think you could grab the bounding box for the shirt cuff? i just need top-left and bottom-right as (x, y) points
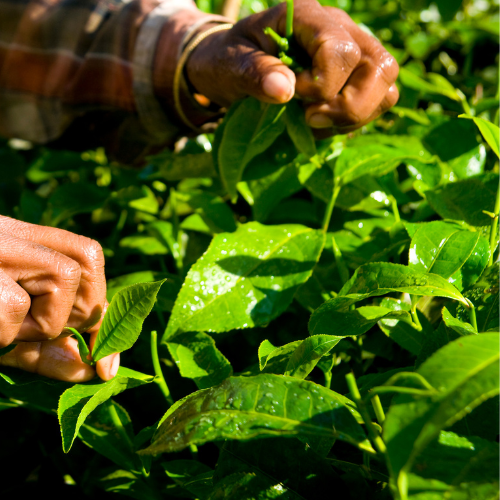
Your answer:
(133, 1), (230, 143)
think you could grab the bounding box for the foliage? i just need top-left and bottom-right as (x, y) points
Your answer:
(0, 0), (498, 498)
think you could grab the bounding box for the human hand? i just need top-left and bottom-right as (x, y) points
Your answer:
(186, 0), (398, 133)
(0, 216), (118, 382)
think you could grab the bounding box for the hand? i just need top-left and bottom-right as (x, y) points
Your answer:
(186, 1), (398, 133)
(0, 216), (119, 382)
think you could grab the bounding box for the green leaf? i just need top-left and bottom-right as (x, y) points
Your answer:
(47, 182), (108, 225)
(456, 263), (499, 332)
(97, 468), (162, 500)
(148, 150), (216, 180)
(92, 280), (165, 362)
(284, 335), (343, 379)
(378, 298), (427, 355)
(146, 221), (182, 263)
(442, 307), (477, 336)
(139, 374), (371, 455)
(383, 333), (500, 495)
(214, 439), (339, 500)
(107, 271), (181, 313)
(258, 340), (278, 371)
(409, 221), (490, 291)
(411, 431), (499, 486)
(58, 366), (154, 453)
(334, 144), (409, 187)
(209, 471), (297, 499)
(425, 173), (499, 227)
(423, 119), (486, 179)
(163, 223), (325, 339)
(309, 302), (411, 337)
(399, 67), (460, 101)
(283, 99), (316, 158)
(167, 331), (233, 389)
(79, 400), (141, 472)
(177, 190), (237, 233)
(459, 115), (500, 158)
(163, 460), (213, 500)
(217, 98), (286, 200)
(260, 341), (302, 374)
(338, 262), (468, 307)
(119, 234), (169, 255)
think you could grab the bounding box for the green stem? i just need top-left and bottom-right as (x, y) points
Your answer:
(151, 331), (174, 406)
(170, 188), (184, 275)
(456, 89), (472, 116)
(488, 186), (499, 267)
(322, 183), (341, 233)
(108, 402), (134, 450)
(286, 0), (294, 38)
(466, 299), (478, 331)
(331, 234), (350, 285)
(64, 327), (93, 366)
(371, 395), (385, 423)
(367, 386), (436, 398)
(345, 372), (387, 456)
(410, 302), (422, 331)
(263, 27), (289, 51)
(390, 196), (401, 223)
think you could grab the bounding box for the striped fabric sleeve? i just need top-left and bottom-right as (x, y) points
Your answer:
(0, 0), (230, 164)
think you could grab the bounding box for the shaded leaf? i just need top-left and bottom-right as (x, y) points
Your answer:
(217, 98), (286, 200)
(167, 331), (233, 389)
(384, 334), (500, 495)
(284, 335), (343, 379)
(283, 99), (316, 159)
(459, 115), (500, 158)
(425, 173), (499, 226)
(58, 366), (154, 453)
(140, 374), (371, 455)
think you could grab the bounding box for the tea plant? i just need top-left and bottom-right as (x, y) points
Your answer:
(0, 0), (498, 498)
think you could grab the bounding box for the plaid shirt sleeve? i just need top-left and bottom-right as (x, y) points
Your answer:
(0, 0), (230, 163)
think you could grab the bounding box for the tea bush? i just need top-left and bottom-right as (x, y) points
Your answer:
(0, 0), (498, 498)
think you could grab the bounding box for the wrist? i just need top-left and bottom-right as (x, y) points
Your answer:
(152, 14), (232, 131)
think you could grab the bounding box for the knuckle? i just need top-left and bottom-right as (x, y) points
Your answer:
(333, 40), (361, 69)
(377, 52), (399, 84)
(3, 287), (30, 318)
(79, 236), (105, 270)
(57, 257), (81, 286)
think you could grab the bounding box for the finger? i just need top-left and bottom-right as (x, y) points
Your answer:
(88, 301), (120, 381)
(0, 216), (106, 332)
(0, 269), (31, 347)
(0, 232), (80, 341)
(0, 337), (95, 382)
(309, 84), (399, 137)
(187, 31), (296, 107)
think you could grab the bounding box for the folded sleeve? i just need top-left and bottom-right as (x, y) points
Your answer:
(0, 0), (230, 164)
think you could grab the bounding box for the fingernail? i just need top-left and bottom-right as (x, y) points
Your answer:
(309, 114), (333, 129)
(262, 73), (293, 102)
(109, 353), (120, 379)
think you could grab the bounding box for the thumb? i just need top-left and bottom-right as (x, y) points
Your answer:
(235, 52), (296, 104)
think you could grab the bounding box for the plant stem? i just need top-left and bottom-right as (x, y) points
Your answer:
(286, 0), (294, 38)
(390, 196), (401, 223)
(331, 234), (350, 285)
(151, 331), (174, 406)
(371, 394), (385, 423)
(108, 402), (135, 450)
(345, 372), (387, 456)
(322, 183), (341, 233)
(410, 302), (422, 331)
(170, 188), (184, 275)
(64, 327), (93, 366)
(466, 299), (478, 331)
(488, 186), (499, 267)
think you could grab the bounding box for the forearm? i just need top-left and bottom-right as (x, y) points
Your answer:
(0, 0), (229, 163)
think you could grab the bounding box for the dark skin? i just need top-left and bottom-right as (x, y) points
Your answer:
(0, 1), (398, 382)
